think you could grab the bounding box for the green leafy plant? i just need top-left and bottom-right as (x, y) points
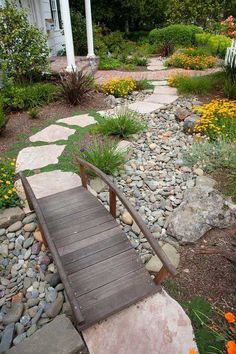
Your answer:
(78, 139), (125, 175)
(0, 96), (8, 133)
(135, 80), (153, 91)
(166, 52), (216, 70)
(168, 72), (224, 95)
(99, 56), (122, 70)
(2, 81), (57, 111)
(93, 108), (145, 138)
(149, 25), (202, 47)
(0, 1), (49, 82)
(0, 157), (21, 210)
(195, 33), (232, 58)
(27, 107), (40, 119)
(223, 58), (236, 99)
(59, 67), (95, 105)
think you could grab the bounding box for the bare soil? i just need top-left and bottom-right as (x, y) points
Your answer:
(165, 228), (236, 312)
(0, 92), (109, 155)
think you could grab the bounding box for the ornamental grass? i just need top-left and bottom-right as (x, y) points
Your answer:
(166, 51), (216, 70)
(101, 77), (136, 97)
(0, 158), (20, 210)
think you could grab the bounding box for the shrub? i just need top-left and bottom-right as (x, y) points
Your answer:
(59, 68), (95, 105)
(180, 47), (211, 57)
(0, 1), (49, 82)
(2, 82), (57, 111)
(149, 25), (202, 47)
(168, 72), (225, 95)
(220, 15), (236, 38)
(195, 33), (231, 57)
(184, 139), (236, 173)
(93, 108), (145, 138)
(135, 80), (153, 91)
(0, 158), (20, 210)
(193, 99), (236, 141)
(166, 52), (216, 70)
(101, 77), (136, 97)
(71, 11), (87, 56)
(128, 56), (147, 67)
(78, 139), (125, 175)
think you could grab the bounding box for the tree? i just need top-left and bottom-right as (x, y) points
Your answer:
(165, 0), (236, 29)
(0, 1), (49, 82)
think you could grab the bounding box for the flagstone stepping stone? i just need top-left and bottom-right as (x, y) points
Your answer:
(153, 86), (178, 95)
(128, 101), (163, 114)
(16, 145), (65, 173)
(83, 290), (198, 354)
(15, 170), (82, 199)
(29, 125), (75, 143)
(96, 108), (117, 117)
(57, 114), (96, 127)
(145, 94), (178, 105)
(149, 80), (168, 86)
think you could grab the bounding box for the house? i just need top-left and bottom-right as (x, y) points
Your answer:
(0, 0), (95, 70)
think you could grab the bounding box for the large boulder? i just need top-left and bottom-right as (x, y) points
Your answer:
(0, 207), (25, 229)
(166, 185), (236, 244)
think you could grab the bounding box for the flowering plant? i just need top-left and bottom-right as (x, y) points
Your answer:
(0, 158), (20, 210)
(193, 99), (236, 141)
(221, 16), (236, 38)
(166, 52), (216, 70)
(101, 77), (136, 97)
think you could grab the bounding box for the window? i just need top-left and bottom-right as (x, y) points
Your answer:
(49, 0), (62, 30)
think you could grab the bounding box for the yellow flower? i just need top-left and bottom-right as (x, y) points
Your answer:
(5, 181), (11, 185)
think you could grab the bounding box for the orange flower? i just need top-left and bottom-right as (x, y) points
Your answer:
(225, 312), (235, 323)
(226, 341), (236, 354)
(189, 349), (197, 354)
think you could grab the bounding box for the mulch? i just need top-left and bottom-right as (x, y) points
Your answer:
(0, 92), (109, 155)
(165, 228), (236, 312)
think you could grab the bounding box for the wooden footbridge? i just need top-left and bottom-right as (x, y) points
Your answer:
(19, 158), (177, 330)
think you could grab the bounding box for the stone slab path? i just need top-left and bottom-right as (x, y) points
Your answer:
(147, 57), (166, 71)
(57, 114), (97, 127)
(29, 125), (75, 143)
(16, 145), (65, 173)
(83, 290), (198, 354)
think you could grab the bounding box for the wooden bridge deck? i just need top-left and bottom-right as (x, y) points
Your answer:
(19, 159), (177, 330)
(38, 186), (160, 330)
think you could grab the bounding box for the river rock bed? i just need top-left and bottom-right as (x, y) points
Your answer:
(0, 212), (71, 351)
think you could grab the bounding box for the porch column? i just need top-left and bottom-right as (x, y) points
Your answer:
(59, 0), (76, 70)
(84, 0), (95, 57)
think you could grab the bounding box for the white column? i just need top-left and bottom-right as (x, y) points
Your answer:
(85, 0), (95, 58)
(59, 0), (76, 70)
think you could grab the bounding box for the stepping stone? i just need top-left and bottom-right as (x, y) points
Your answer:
(16, 170), (82, 199)
(83, 290), (198, 354)
(145, 94), (178, 105)
(147, 65), (166, 71)
(153, 86), (178, 95)
(149, 80), (168, 86)
(7, 315), (85, 354)
(57, 114), (96, 127)
(128, 101), (163, 114)
(29, 125), (75, 143)
(16, 145), (65, 172)
(96, 108), (117, 117)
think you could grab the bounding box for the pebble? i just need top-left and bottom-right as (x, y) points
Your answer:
(8, 221), (23, 233)
(13, 333), (27, 346)
(23, 223), (37, 232)
(121, 212), (133, 225)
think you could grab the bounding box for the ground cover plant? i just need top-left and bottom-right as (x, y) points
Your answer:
(101, 77), (136, 97)
(135, 79), (153, 91)
(168, 72), (225, 95)
(92, 108), (145, 138)
(193, 100), (236, 141)
(1, 81), (57, 111)
(0, 157), (20, 210)
(59, 68), (95, 105)
(78, 139), (125, 175)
